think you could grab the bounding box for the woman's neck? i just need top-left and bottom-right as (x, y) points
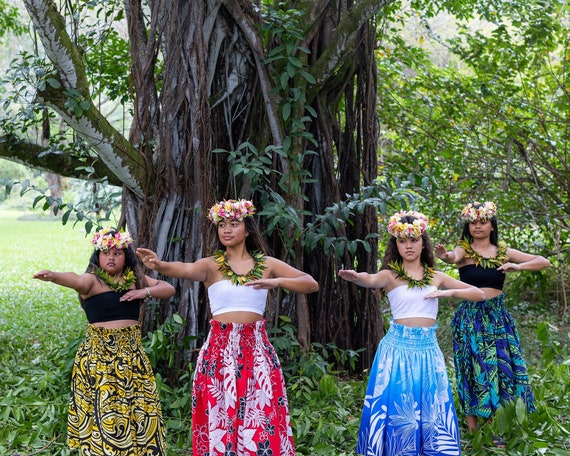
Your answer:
(470, 237), (492, 249)
(401, 258), (422, 272)
(223, 245), (250, 261)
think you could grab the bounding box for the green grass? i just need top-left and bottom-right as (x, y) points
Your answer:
(0, 212), (91, 356)
(1, 210), (570, 456)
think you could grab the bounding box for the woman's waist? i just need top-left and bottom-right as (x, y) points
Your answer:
(212, 311), (264, 324)
(385, 320), (439, 346)
(84, 323), (142, 347)
(393, 317), (436, 328)
(480, 288), (504, 299)
(91, 319), (140, 329)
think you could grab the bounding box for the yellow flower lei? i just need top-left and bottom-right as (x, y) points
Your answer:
(388, 261), (435, 289)
(213, 250), (267, 285)
(95, 267), (137, 292)
(458, 239), (508, 269)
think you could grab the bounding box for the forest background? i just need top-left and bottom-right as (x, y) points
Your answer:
(0, 0), (569, 454)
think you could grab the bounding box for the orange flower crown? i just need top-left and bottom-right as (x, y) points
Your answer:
(461, 201), (497, 222)
(207, 199), (256, 224)
(387, 211), (429, 239)
(91, 227), (134, 251)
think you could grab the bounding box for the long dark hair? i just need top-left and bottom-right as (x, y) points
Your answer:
(461, 217), (499, 245)
(215, 217), (269, 255)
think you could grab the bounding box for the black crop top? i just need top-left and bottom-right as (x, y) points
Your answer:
(83, 291), (141, 324)
(459, 264), (505, 291)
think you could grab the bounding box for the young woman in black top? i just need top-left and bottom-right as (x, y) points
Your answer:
(435, 202), (550, 434)
(34, 227), (175, 455)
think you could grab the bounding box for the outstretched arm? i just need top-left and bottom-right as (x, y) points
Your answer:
(33, 270), (95, 295)
(425, 271), (485, 301)
(244, 257), (319, 293)
(136, 248), (211, 282)
(338, 269), (391, 289)
(435, 244), (465, 264)
(498, 248), (551, 273)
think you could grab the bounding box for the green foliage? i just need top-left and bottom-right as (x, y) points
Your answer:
(144, 313), (198, 370)
(303, 176), (427, 257)
(0, 0), (26, 39)
(2, 176), (122, 234)
(1, 213), (569, 455)
(215, 5), (319, 258)
(374, 0), (567, 298)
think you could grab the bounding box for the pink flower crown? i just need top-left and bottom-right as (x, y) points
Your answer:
(208, 199), (256, 224)
(387, 211), (429, 239)
(461, 201), (497, 222)
(91, 227), (134, 251)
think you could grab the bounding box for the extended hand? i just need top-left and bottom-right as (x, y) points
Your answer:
(497, 262), (519, 273)
(33, 270), (54, 282)
(338, 269), (358, 282)
(424, 289), (453, 299)
(136, 248), (160, 269)
(434, 244), (448, 260)
(119, 289), (146, 301)
(244, 278), (280, 290)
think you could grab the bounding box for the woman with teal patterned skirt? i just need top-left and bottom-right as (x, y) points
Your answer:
(33, 228), (175, 455)
(435, 202), (550, 434)
(340, 211), (485, 455)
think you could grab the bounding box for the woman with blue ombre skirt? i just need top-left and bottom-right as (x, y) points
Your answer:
(340, 210), (486, 455)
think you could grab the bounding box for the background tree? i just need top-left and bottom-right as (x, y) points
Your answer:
(374, 0), (566, 307)
(0, 0), (397, 378)
(1, 0), (566, 381)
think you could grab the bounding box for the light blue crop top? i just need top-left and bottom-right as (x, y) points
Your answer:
(208, 280), (268, 316)
(387, 285), (438, 320)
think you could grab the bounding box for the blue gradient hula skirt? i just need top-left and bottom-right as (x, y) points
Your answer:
(452, 293), (535, 418)
(357, 321), (461, 456)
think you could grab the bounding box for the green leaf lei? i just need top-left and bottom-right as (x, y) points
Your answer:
(213, 250), (267, 286)
(95, 267), (137, 293)
(388, 261), (435, 289)
(458, 239), (508, 269)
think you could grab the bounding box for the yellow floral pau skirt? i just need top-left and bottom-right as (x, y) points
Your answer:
(68, 324), (166, 455)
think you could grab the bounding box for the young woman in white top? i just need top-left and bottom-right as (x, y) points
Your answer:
(136, 199), (319, 456)
(339, 210), (485, 456)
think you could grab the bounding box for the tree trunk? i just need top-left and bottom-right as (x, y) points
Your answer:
(17, 0), (389, 381)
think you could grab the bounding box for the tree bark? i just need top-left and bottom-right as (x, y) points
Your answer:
(12, 0), (390, 380)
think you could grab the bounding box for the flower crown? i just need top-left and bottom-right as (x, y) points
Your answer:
(207, 199), (256, 225)
(91, 227), (134, 251)
(387, 211), (429, 239)
(461, 201), (497, 222)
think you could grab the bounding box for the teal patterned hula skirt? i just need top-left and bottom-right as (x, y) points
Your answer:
(452, 294), (535, 418)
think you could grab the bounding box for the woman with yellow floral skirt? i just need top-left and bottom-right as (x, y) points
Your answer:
(34, 228), (175, 455)
(436, 202), (551, 435)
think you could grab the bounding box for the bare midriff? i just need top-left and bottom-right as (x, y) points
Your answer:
(93, 319), (139, 329)
(213, 311), (264, 324)
(393, 317), (436, 328)
(481, 287), (503, 299)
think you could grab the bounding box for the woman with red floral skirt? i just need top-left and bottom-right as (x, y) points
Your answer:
(137, 199), (319, 455)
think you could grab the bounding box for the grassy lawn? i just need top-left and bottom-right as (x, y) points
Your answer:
(1, 210), (569, 455)
(0, 212), (91, 356)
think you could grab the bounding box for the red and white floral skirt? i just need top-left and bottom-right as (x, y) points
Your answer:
(192, 319), (295, 455)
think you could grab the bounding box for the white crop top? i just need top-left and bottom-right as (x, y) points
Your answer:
(208, 280), (268, 316)
(387, 285), (438, 320)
